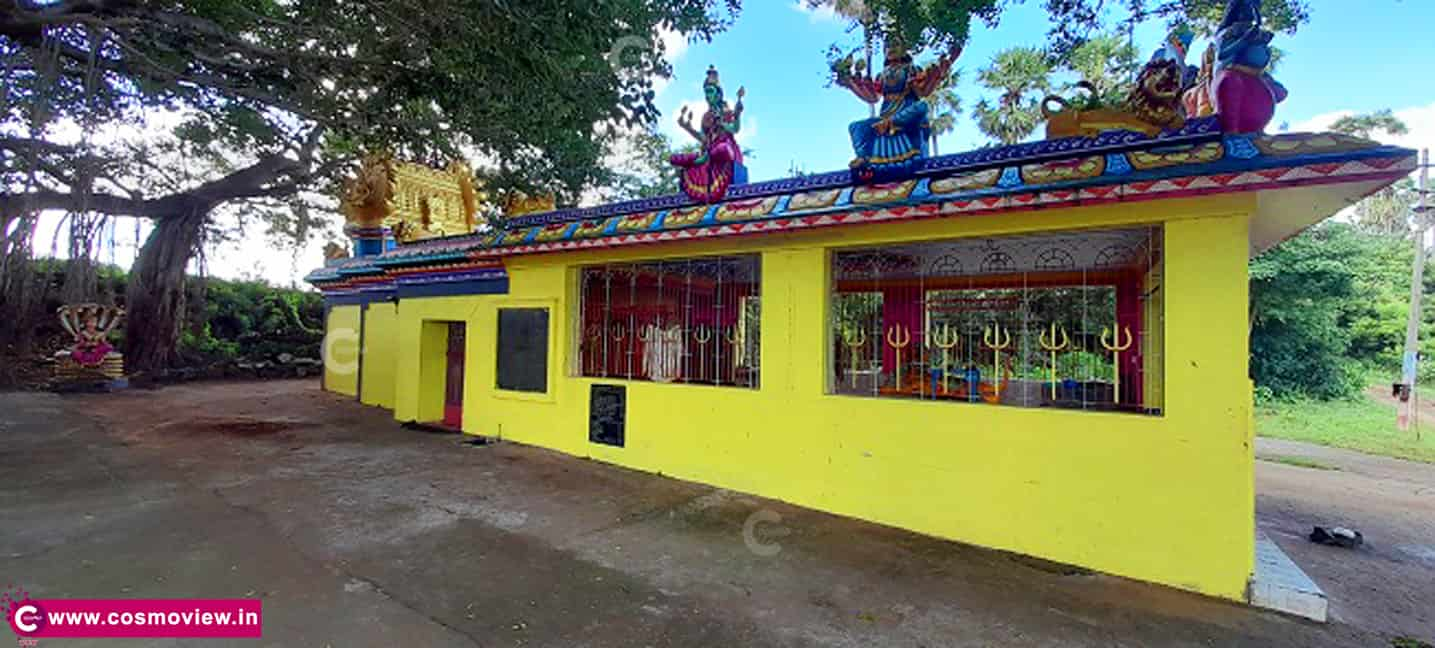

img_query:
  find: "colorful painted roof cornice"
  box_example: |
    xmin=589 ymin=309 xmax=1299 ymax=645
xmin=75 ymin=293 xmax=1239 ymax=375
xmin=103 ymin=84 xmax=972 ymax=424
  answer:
xmin=505 ymin=116 xmax=1225 ymax=230
xmin=306 ymin=254 xmax=507 ymax=299
xmin=307 ymin=127 xmax=1415 ymax=289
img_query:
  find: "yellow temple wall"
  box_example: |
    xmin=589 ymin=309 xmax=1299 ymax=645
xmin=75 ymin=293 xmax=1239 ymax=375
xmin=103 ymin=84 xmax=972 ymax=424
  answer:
xmin=374 ymin=194 xmax=1256 ymax=601
xmin=360 ymin=302 xmax=399 ymax=409
xmin=323 ymin=305 xmax=361 ymax=397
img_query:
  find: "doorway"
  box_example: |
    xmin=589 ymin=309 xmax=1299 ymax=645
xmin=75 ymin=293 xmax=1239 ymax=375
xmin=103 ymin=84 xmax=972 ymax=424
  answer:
xmin=443 ymin=322 xmax=466 ymax=428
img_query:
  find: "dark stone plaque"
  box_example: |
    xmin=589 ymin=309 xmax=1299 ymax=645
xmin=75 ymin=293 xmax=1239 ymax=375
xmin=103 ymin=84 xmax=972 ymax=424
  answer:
xmin=589 ymin=384 xmax=625 ymax=447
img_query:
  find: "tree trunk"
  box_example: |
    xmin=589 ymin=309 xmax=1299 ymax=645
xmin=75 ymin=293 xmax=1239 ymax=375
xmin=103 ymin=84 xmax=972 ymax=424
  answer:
xmin=124 ymin=207 xmax=208 ymax=374
xmin=0 ymin=214 xmax=39 ymax=354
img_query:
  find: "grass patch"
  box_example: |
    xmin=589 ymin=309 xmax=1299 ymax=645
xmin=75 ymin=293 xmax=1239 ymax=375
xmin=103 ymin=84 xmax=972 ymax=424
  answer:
xmin=1256 ymin=393 xmax=1435 ymax=464
xmin=1391 ymin=637 xmax=1434 ymax=648
xmin=1256 ymin=455 xmax=1339 ymax=471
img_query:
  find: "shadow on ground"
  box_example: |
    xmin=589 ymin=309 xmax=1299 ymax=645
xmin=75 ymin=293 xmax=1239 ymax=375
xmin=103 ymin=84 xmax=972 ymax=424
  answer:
xmin=1 ymin=380 xmax=1423 ymax=647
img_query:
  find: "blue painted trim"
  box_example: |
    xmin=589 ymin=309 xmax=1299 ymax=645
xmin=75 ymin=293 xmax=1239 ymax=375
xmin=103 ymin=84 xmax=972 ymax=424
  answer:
xmin=353 ymin=237 xmax=386 ymax=257
xmin=323 ymin=292 xmax=395 ymax=307
xmin=396 ymin=277 xmax=509 ymax=299
xmin=372 ymin=251 xmax=471 ymax=269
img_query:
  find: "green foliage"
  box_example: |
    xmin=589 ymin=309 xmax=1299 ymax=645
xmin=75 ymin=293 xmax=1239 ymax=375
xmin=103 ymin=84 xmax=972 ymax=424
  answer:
xmin=1330 ymin=109 xmax=1411 ymax=140
xmin=1251 ymin=224 xmax=1367 ymax=399
xmin=6 ymin=258 xmax=320 ymax=368
xmin=805 ymin=0 xmax=1003 ymax=55
xmin=2 ymin=0 xmax=743 ymax=206
xmin=1040 ymin=0 xmax=1310 ymax=53
xmin=973 ymin=47 xmax=1054 ymax=145
xmin=925 ymin=70 xmax=963 ymax=154
xmin=1250 ymin=223 xmax=1432 ymax=400
xmin=1060 ymin=32 xmax=1140 ymax=108
xmin=182 ymin=278 xmax=323 ymax=364
xmin=971 ymin=33 xmax=1137 ymax=145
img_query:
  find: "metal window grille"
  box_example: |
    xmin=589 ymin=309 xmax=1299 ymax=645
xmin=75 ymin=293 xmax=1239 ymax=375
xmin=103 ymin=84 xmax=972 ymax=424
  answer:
xmin=830 ymin=226 xmax=1164 ymax=415
xmin=579 ymin=254 xmax=761 ymax=388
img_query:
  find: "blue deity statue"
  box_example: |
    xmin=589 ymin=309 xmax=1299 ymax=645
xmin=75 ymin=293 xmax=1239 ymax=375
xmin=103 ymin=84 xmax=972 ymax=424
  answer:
xmin=837 ymin=43 xmax=962 ymax=182
xmin=1150 ymin=24 xmax=1197 ymax=89
xmin=1208 ymin=0 xmax=1287 ymax=133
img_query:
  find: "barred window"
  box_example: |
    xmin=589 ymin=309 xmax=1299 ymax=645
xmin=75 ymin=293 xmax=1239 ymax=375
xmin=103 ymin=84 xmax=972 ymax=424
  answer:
xmin=830 ymin=226 xmax=1164 ymax=415
xmin=579 ymin=255 xmax=760 ymax=388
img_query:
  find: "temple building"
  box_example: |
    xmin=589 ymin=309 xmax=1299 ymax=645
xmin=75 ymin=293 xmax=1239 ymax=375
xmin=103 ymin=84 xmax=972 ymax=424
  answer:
xmin=305 ymin=10 xmax=1415 ymax=606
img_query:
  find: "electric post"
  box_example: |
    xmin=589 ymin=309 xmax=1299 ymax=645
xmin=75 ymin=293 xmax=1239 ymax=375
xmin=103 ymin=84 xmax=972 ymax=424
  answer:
xmin=1399 ymin=149 xmax=1431 ymax=436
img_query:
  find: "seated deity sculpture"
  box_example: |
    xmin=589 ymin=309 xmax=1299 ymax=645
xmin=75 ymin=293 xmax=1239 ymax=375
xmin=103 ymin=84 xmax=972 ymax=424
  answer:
xmin=836 ymin=42 xmax=962 ymax=182
xmin=670 ymin=66 xmax=749 ymax=203
xmin=54 ymin=303 xmax=126 ymax=382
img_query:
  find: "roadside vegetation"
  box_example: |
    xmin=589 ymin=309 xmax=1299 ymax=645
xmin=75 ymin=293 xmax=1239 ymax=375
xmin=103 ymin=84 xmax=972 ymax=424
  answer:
xmin=1256 ymin=390 xmax=1435 ymax=464
xmin=1248 ymin=124 xmax=1433 ymax=463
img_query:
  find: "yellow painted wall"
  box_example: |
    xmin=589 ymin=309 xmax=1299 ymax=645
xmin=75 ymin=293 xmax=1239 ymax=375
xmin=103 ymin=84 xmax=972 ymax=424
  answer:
xmin=1142 ymin=263 xmax=1166 ymax=409
xmin=361 ymin=302 xmax=399 ymax=409
xmin=323 ymin=305 xmax=361 ymax=397
xmin=385 ymin=194 xmax=1257 ymax=600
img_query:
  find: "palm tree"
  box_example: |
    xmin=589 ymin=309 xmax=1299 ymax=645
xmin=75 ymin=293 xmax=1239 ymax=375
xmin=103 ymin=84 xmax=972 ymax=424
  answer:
xmin=1062 ymin=33 xmax=1139 ymax=107
xmin=925 ymin=69 xmax=962 ymax=155
xmin=973 ymin=47 xmax=1053 ymax=145
xmin=809 ymin=0 xmax=878 ymax=116
xmin=1331 ymin=110 xmax=1410 ymax=141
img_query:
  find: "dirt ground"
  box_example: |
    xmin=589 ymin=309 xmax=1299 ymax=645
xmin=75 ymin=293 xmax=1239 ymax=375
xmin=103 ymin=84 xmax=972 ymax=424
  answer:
xmin=1255 ymin=438 xmax=1435 ymax=642
xmin=1 ymin=380 xmax=1430 ymax=647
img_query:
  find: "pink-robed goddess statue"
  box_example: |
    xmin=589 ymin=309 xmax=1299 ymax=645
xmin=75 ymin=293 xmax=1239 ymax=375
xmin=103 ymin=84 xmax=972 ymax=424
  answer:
xmin=669 ymin=66 xmax=749 ymax=203
xmin=57 ymin=304 xmax=124 ymax=367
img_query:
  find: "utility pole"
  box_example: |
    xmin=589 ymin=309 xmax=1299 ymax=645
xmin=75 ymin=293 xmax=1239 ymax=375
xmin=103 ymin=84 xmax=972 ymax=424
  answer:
xmin=1399 ymin=148 xmax=1430 ymax=435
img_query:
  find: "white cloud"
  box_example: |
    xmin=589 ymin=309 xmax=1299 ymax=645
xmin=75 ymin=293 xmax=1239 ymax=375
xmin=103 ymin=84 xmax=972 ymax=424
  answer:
xmin=662 ymin=96 xmax=707 ymax=142
xmin=657 ymin=27 xmax=689 ymax=64
xmin=646 ymin=28 xmax=693 ymax=98
xmin=1288 ymin=101 xmax=1435 ymax=154
xmin=737 ymin=115 xmax=758 ymax=147
xmin=791 ymin=0 xmax=842 ymax=23
xmin=1289 ymin=102 xmax=1435 ymax=225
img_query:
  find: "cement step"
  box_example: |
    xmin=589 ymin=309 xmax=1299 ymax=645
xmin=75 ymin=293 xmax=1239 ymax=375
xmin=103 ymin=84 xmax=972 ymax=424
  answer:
xmin=1250 ymin=531 xmax=1328 ymax=622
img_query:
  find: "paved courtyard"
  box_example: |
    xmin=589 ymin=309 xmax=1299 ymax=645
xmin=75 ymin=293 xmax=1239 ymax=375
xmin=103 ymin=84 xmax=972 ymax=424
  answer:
xmin=2 ymin=380 xmax=1429 ymax=647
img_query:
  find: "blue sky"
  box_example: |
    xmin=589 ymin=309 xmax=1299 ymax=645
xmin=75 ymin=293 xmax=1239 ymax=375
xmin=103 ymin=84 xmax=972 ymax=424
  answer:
xmin=54 ymin=1 xmax=1435 ymax=287
xmin=654 ymin=0 xmax=1435 ymax=183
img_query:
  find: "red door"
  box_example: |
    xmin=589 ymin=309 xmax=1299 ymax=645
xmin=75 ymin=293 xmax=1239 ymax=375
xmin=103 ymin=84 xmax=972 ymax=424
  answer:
xmin=443 ymin=323 xmax=466 ymax=428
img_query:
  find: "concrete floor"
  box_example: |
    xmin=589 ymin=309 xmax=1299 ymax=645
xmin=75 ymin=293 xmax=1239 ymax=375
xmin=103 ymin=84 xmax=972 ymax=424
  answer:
xmin=0 ymin=380 xmax=1425 ymax=647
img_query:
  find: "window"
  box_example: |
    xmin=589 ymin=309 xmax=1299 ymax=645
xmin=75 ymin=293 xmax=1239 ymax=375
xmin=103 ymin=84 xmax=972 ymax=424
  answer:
xmin=496 ymin=308 xmax=549 ymax=393
xmin=578 ymin=254 xmax=760 ymax=388
xmin=830 ymin=226 xmax=1164 ymax=415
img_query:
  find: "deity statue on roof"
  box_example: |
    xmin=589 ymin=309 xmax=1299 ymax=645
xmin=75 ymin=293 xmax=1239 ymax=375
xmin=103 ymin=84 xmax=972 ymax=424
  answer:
xmin=670 ymin=66 xmax=749 ymax=203
xmin=836 ymin=41 xmax=962 ymax=182
xmin=1196 ymin=0 xmax=1288 ymax=133
xmin=1149 ymin=24 xmax=1198 ymax=89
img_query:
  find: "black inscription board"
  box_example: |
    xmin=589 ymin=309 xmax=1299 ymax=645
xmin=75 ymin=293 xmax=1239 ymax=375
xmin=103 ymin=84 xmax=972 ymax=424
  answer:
xmin=496 ymin=308 xmax=549 ymax=393
xmin=589 ymin=384 xmax=626 ymax=447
